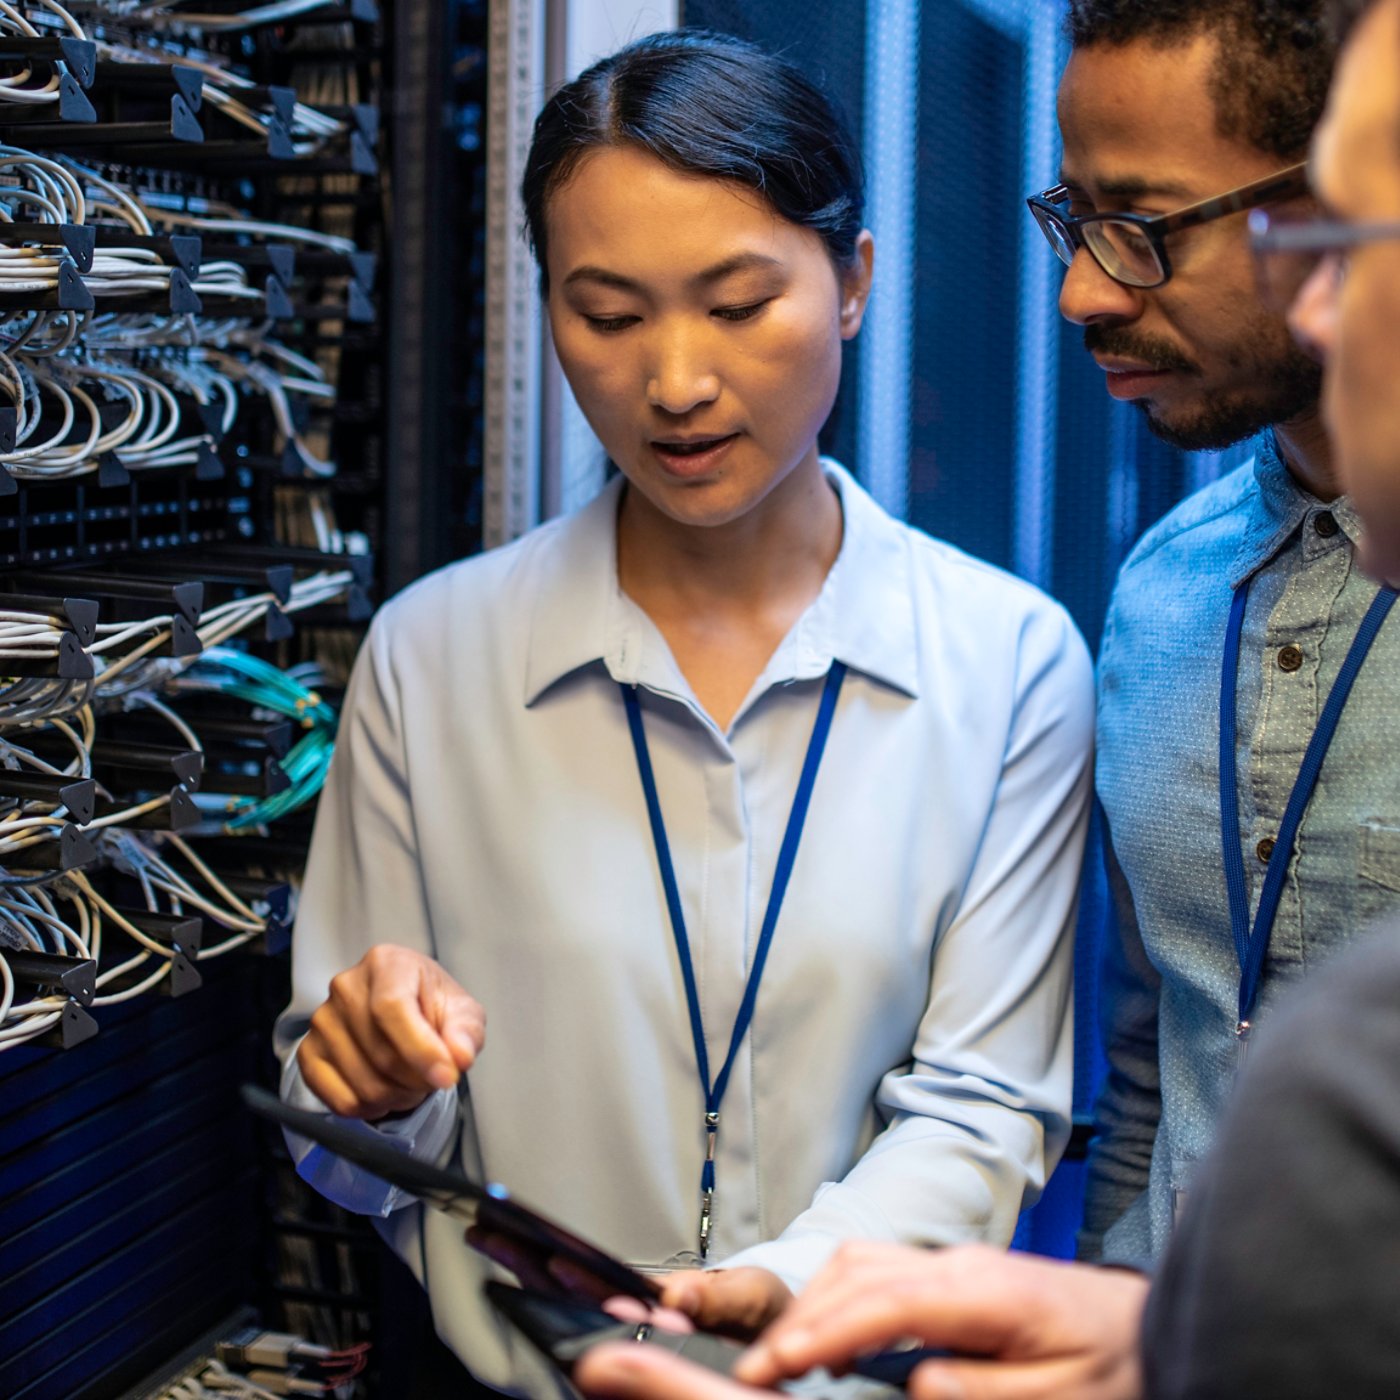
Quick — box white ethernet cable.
[140,197,357,254]
[128,0,343,33]
[0,147,86,224]
[94,41,347,148]
[0,0,89,109]
[0,830,278,1049]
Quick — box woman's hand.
[659,1267,793,1340]
[574,1341,748,1400]
[297,944,485,1119]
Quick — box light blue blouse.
[276,461,1094,1389]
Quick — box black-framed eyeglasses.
[1249,207,1400,312]
[1026,163,1310,289]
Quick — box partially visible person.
[572,0,1400,1396]
[1144,0,1400,1380]
[1039,0,1400,1265]
[1275,0,1400,586]
[274,27,1093,1394]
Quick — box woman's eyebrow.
[560,252,784,293]
[693,251,785,284]
[561,265,640,291]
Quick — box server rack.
[0,3,488,1396]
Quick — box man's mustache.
[1084,325,1200,376]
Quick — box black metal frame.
[1028,162,1310,288]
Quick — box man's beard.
[1084,324,1322,452]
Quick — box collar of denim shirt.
[1228,431,1365,589]
[522,459,920,709]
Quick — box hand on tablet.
[659,1267,793,1340]
[298,944,486,1119]
[735,1242,1148,1400]
[575,1243,1149,1400]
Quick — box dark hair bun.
[522,28,864,290]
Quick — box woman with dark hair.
[276,28,1094,1393]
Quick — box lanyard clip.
[700,1114,722,1260]
[1235,1019,1253,1071]
[699,1189,714,1258]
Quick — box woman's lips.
[649,433,739,477]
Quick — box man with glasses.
[571,13,1400,1395]
[1037,0,1400,1268]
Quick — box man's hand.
[575,1244,1149,1400]
[737,1242,1148,1400]
[297,944,485,1119]
[659,1267,793,1340]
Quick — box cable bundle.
[94,567,357,690]
[0,640,94,727]
[151,1333,370,1398]
[115,0,348,33]
[0,143,86,234]
[0,599,350,1052]
[0,318,334,483]
[0,0,86,109]
[0,878,97,1045]
[0,829,275,1049]
[0,691,187,855]
[0,351,219,479]
[0,147,354,482]
[140,192,358,252]
[0,568,355,849]
[169,645,337,831]
[199,569,356,648]
[0,599,82,671]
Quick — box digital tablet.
[241,1083,661,1303]
[488,1281,750,1376]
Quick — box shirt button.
[1315,511,1339,538]
[1278,644,1304,672]
[1256,837,1276,863]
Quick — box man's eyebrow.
[1057,171,1195,202]
[560,252,784,292]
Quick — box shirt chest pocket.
[1359,820,1400,904]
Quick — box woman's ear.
[838,230,875,339]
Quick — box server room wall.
[683,0,1255,1255]
[0,3,488,1397]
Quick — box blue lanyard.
[621,661,846,1256]
[1219,579,1396,1043]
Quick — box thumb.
[911,1358,1082,1400]
[910,1366,970,1400]
[431,979,485,1070]
[659,1271,702,1317]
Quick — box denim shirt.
[1084,435,1400,1261]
